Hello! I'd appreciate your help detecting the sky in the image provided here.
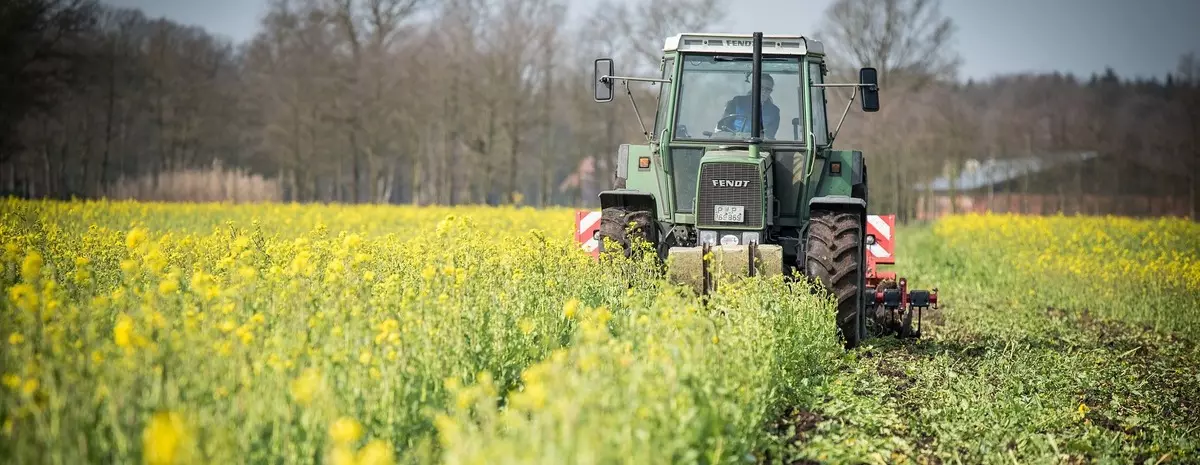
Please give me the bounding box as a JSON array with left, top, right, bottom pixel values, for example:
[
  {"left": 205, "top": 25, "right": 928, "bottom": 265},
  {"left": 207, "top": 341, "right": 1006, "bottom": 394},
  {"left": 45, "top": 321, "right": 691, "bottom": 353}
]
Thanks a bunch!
[{"left": 102, "top": 0, "right": 1200, "bottom": 81}]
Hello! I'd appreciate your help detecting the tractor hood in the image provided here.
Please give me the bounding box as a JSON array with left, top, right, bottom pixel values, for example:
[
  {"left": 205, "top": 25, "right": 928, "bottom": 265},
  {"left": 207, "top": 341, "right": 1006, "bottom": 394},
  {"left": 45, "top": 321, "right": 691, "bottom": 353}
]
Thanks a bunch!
[
  {"left": 687, "top": 146, "right": 773, "bottom": 232},
  {"left": 699, "top": 147, "right": 771, "bottom": 165}
]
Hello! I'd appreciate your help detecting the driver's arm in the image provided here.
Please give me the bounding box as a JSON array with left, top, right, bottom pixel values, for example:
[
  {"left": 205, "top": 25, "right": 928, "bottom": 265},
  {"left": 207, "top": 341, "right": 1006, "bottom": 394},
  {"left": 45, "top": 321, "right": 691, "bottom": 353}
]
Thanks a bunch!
[
  {"left": 721, "top": 98, "right": 737, "bottom": 118},
  {"left": 765, "top": 104, "right": 780, "bottom": 139}
]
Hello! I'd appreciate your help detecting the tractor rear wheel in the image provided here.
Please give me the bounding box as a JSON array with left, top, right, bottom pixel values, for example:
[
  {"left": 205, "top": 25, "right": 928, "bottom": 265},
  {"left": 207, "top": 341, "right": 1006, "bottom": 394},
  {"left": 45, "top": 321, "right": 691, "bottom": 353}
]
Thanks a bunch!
[
  {"left": 598, "top": 207, "right": 657, "bottom": 259},
  {"left": 805, "top": 210, "right": 864, "bottom": 349}
]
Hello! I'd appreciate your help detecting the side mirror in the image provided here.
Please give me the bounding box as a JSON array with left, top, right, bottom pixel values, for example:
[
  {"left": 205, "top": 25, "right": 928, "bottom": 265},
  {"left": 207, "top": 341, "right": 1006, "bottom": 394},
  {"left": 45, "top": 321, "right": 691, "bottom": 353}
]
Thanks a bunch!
[
  {"left": 594, "top": 58, "right": 615, "bottom": 102},
  {"left": 859, "top": 67, "right": 879, "bottom": 112}
]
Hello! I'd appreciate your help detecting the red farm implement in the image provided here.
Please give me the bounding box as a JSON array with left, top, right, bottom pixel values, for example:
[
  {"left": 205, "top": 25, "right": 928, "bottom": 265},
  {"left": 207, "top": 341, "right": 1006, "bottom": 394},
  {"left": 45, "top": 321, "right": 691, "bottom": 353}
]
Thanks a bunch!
[{"left": 862, "top": 214, "right": 938, "bottom": 338}]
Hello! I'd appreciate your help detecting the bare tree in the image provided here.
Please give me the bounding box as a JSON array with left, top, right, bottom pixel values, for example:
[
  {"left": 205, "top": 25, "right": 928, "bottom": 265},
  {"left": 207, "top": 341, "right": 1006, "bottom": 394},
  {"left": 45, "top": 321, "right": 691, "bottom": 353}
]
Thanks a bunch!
[
  {"left": 1174, "top": 52, "right": 1200, "bottom": 219},
  {"left": 0, "top": 0, "right": 99, "bottom": 166},
  {"left": 590, "top": 0, "right": 728, "bottom": 72},
  {"left": 816, "top": 0, "right": 960, "bottom": 91}
]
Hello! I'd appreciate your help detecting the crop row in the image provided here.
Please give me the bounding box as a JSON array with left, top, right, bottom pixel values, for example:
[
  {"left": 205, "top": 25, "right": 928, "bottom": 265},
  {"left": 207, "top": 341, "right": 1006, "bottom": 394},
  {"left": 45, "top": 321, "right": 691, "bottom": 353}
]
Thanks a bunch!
[{"left": 0, "top": 199, "right": 841, "bottom": 465}]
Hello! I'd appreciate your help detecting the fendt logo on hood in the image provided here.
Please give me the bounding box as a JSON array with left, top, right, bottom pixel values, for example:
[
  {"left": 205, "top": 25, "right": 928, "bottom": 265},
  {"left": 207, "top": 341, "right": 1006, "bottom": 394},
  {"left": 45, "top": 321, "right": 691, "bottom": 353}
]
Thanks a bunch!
[{"left": 712, "top": 179, "right": 749, "bottom": 188}]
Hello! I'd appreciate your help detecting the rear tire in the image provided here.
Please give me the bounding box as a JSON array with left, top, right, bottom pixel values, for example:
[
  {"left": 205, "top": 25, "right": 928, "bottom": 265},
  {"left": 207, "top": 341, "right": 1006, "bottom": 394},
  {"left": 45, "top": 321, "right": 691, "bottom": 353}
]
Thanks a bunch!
[{"left": 804, "top": 210, "right": 864, "bottom": 349}]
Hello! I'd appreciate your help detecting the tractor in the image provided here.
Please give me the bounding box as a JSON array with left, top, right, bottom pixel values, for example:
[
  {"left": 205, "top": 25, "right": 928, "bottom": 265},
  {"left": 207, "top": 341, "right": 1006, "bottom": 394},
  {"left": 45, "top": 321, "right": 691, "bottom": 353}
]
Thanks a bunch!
[{"left": 578, "top": 32, "right": 937, "bottom": 348}]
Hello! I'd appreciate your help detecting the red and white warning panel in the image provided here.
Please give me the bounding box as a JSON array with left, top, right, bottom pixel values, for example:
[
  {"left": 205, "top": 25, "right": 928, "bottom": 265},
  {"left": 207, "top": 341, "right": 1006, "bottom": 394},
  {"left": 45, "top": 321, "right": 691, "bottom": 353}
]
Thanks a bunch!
[
  {"left": 866, "top": 214, "right": 894, "bottom": 264},
  {"left": 865, "top": 214, "right": 896, "bottom": 281},
  {"left": 575, "top": 210, "right": 601, "bottom": 258}
]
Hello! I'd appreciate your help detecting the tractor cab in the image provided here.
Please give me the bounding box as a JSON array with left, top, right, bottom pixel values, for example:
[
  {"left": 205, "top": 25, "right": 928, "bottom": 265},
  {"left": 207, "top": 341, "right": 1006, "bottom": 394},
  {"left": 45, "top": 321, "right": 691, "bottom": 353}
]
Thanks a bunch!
[{"left": 664, "top": 36, "right": 815, "bottom": 147}]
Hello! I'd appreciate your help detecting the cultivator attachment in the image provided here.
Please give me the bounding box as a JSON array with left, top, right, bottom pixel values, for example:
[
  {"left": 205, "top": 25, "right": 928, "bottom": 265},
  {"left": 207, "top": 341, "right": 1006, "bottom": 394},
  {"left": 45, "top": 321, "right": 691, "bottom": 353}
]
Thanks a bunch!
[
  {"left": 573, "top": 210, "right": 783, "bottom": 294},
  {"left": 864, "top": 214, "right": 939, "bottom": 339},
  {"left": 662, "top": 242, "right": 785, "bottom": 294}
]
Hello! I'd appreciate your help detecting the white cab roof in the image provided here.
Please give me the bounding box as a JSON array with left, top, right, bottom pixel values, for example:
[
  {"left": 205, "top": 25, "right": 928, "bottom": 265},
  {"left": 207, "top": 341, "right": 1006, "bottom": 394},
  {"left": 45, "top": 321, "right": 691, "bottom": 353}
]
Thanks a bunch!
[{"left": 663, "top": 33, "right": 824, "bottom": 56}]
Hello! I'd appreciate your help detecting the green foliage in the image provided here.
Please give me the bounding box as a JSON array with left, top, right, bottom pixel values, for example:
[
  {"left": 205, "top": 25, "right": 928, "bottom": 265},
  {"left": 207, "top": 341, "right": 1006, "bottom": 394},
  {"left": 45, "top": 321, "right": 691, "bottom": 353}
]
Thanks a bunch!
[{"left": 786, "top": 215, "right": 1200, "bottom": 464}]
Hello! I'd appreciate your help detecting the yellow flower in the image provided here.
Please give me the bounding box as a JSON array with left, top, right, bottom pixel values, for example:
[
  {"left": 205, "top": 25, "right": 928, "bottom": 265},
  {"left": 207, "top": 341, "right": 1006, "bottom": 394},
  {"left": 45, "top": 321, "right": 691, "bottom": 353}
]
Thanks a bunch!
[
  {"left": 8, "top": 333, "right": 23, "bottom": 345},
  {"left": 357, "top": 440, "right": 395, "bottom": 465},
  {"left": 563, "top": 298, "right": 579, "bottom": 319},
  {"left": 142, "top": 410, "right": 192, "bottom": 465},
  {"left": 9, "top": 284, "right": 37, "bottom": 311},
  {"left": 158, "top": 278, "right": 179, "bottom": 296},
  {"left": 328, "top": 416, "right": 363, "bottom": 445},
  {"left": 329, "top": 446, "right": 356, "bottom": 465},
  {"left": 289, "top": 368, "right": 322, "bottom": 406},
  {"left": 114, "top": 313, "right": 134, "bottom": 348},
  {"left": 232, "top": 235, "right": 252, "bottom": 252},
  {"left": 21, "top": 378, "right": 38, "bottom": 396},
  {"left": 21, "top": 250, "right": 43, "bottom": 282},
  {"left": 126, "top": 227, "right": 148, "bottom": 251}
]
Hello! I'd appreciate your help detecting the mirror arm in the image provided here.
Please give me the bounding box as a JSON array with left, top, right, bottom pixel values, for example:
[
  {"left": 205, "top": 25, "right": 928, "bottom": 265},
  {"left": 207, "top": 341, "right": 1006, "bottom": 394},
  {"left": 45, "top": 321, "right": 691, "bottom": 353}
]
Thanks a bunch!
[
  {"left": 623, "top": 80, "right": 651, "bottom": 142},
  {"left": 831, "top": 85, "right": 857, "bottom": 145},
  {"left": 813, "top": 83, "right": 874, "bottom": 145},
  {"left": 603, "top": 75, "right": 671, "bottom": 84}
]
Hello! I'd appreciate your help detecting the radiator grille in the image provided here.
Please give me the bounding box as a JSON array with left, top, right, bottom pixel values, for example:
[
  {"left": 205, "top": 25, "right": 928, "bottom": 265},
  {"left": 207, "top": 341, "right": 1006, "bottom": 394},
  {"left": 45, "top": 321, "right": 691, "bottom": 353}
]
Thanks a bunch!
[{"left": 697, "top": 162, "right": 763, "bottom": 229}]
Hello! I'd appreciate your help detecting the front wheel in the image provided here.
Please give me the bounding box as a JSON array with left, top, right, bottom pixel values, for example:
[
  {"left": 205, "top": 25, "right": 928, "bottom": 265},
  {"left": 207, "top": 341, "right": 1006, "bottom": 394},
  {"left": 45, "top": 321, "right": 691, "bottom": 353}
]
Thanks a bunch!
[
  {"left": 804, "top": 210, "right": 864, "bottom": 349},
  {"left": 597, "top": 206, "right": 657, "bottom": 260}
]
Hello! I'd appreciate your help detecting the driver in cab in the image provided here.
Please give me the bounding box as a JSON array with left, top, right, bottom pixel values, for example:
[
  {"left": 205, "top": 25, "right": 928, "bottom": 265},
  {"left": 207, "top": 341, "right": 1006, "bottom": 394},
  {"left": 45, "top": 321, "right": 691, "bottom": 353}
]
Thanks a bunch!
[{"left": 719, "top": 73, "right": 780, "bottom": 139}]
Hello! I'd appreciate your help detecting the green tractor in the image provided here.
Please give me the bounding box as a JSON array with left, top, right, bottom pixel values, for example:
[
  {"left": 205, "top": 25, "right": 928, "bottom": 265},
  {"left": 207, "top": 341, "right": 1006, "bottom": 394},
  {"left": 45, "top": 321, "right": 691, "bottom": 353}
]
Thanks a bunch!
[{"left": 580, "top": 32, "right": 938, "bottom": 348}]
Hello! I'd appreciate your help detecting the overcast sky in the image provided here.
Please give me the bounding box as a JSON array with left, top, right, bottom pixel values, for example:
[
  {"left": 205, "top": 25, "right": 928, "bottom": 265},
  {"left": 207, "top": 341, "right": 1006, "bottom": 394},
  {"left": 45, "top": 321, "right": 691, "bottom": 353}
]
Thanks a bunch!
[{"left": 101, "top": 0, "right": 1199, "bottom": 81}]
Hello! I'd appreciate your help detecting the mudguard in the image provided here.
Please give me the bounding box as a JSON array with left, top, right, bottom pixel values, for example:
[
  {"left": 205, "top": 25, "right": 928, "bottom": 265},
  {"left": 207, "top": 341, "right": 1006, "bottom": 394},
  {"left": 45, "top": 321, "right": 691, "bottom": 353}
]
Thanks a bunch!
[
  {"left": 599, "top": 189, "right": 657, "bottom": 213},
  {"left": 809, "top": 195, "right": 866, "bottom": 211}
]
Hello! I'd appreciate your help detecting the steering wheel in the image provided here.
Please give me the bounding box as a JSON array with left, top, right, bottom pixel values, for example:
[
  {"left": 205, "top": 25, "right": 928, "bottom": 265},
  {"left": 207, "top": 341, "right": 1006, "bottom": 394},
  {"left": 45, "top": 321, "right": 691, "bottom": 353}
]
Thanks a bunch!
[{"left": 715, "top": 114, "right": 749, "bottom": 133}]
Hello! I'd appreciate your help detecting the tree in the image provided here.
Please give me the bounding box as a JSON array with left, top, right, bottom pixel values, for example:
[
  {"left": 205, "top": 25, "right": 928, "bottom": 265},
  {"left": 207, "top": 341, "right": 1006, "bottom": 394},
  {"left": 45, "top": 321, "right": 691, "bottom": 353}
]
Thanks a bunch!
[
  {"left": 1174, "top": 52, "right": 1200, "bottom": 219},
  {"left": 589, "top": 0, "right": 727, "bottom": 72},
  {"left": 0, "top": 0, "right": 99, "bottom": 164},
  {"left": 816, "top": 0, "right": 960, "bottom": 91}
]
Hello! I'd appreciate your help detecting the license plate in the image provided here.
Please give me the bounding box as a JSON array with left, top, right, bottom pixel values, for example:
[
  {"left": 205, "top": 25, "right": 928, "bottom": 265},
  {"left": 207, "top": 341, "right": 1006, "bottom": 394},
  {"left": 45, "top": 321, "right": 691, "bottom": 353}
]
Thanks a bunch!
[{"left": 714, "top": 205, "right": 744, "bottom": 222}]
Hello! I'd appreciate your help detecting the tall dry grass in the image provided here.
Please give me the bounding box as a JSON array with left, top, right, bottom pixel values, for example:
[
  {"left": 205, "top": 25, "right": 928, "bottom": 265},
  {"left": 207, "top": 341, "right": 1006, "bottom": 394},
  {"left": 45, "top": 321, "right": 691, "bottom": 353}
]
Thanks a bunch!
[{"left": 106, "top": 161, "right": 281, "bottom": 203}]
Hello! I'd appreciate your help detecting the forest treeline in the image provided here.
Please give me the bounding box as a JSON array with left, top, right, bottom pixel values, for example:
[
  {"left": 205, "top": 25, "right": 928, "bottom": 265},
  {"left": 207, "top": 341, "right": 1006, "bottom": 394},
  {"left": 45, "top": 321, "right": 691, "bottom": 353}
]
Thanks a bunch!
[{"left": 1, "top": 0, "right": 1197, "bottom": 219}]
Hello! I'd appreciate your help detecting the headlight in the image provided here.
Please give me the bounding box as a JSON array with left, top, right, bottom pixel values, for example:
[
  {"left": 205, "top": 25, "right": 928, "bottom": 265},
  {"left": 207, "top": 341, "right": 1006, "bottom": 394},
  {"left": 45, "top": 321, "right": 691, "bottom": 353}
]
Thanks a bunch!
[
  {"left": 720, "top": 234, "right": 739, "bottom": 246},
  {"left": 742, "top": 232, "right": 760, "bottom": 244},
  {"left": 699, "top": 230, "right": 717, "bottom": 245},
  {"left": 865, "top": 234, "right": 876, "bottom": 245}
]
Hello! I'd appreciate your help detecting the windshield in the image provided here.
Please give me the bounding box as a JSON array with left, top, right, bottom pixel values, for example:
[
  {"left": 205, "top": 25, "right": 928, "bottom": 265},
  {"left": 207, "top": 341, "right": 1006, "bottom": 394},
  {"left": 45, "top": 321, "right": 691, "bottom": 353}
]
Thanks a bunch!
[{"left": 672, "top": 54, "right": 805, "bottom": 143}]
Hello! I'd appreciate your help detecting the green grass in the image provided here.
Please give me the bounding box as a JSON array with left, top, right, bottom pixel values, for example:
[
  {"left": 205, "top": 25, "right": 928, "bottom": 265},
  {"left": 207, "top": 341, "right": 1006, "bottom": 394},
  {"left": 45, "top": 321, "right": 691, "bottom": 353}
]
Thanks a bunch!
[{"left": 780, "top": 222, "right": 1200, "bottom": 465}]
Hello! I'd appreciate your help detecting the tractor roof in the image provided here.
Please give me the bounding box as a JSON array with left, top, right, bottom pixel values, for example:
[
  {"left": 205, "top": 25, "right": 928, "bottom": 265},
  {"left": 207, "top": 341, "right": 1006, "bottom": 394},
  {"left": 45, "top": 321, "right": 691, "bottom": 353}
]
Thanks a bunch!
[{"left": 663, "top": 33, "right": 823, "bottom": 57}]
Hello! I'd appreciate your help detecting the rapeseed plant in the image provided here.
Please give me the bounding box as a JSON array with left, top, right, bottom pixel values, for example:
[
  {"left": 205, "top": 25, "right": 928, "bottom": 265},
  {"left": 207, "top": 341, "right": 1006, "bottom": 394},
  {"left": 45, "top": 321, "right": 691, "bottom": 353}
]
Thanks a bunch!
[{"left": 0, "top": 199, "right": 840, "bottom": 464}]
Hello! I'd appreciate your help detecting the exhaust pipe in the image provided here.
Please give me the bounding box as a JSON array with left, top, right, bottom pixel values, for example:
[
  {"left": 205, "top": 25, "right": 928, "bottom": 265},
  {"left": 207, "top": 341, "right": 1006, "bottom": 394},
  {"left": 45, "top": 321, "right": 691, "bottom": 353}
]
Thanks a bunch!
[{"left": 749, "top": 31, "right": 763, "bottom": 148}]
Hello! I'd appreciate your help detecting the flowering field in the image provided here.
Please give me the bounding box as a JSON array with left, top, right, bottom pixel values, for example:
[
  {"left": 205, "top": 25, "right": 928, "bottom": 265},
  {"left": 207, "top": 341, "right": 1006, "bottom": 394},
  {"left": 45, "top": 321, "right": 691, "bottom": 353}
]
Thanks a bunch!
[
  {"left": 933, "top": 213, "right": 1200, "bottom": 335},
  {"left": 0, "top": 199, "right": 839, "bottom": 465},
  {"left": 3, "top": 201, "right": 1198, "bottom": 465}
]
